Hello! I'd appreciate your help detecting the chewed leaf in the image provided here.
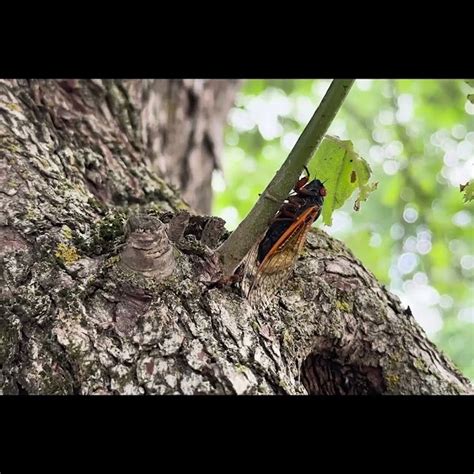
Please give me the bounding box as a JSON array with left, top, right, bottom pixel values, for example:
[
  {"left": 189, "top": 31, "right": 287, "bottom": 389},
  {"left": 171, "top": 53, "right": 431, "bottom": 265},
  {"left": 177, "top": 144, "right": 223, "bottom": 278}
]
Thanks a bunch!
[
  {"left": 460, "top": 181, "right": 474, "bottom": 203},
  {"left": 355, "top": 181, "right": 378, "bottom": 211},
  {"left": 308, "top": 135, "right": 377, "bottom": 225},
  {"left": 352, "top": 153, "right": 378, "bottom": 211}
]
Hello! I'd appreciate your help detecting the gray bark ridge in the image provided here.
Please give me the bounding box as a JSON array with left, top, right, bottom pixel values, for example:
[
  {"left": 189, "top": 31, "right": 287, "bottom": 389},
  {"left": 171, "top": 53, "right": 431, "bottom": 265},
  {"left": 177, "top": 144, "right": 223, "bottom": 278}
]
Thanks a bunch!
[{"left": 0, "top": 79, "right": 471, "bottom": 395}]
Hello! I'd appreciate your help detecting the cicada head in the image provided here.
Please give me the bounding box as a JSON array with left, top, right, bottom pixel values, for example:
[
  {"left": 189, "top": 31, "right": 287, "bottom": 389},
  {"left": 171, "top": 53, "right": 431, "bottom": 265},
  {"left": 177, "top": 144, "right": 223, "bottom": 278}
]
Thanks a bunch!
[{"left": 304, "top": 179, "right": 327, "bottom": 197}]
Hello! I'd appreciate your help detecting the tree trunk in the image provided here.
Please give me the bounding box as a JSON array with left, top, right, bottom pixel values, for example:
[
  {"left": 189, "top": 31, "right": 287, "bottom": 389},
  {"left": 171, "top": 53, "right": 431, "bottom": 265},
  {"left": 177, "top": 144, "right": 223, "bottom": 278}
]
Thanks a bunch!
[{"left": 0, "top": 79, "right": 471, "bottom": 395}]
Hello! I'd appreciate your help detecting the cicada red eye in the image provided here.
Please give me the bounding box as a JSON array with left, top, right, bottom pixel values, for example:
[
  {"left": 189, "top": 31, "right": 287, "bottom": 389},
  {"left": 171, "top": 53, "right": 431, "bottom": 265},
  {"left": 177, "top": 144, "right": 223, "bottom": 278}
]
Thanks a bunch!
[{"left": 320, "top": 186, "right": 327, "bottom": 197}]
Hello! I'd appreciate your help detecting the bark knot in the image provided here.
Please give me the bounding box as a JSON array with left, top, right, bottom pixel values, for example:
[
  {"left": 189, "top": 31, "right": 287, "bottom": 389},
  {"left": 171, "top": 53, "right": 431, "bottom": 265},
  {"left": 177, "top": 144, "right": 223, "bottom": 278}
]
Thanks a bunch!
[{"left": 119, "top": 215, "right": 175, "bottom": 278}]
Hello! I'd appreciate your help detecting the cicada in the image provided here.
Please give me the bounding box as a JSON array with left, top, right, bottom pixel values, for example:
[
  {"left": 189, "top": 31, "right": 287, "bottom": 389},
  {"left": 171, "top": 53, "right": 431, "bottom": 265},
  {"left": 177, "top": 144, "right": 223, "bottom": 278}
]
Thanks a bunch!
[{"left": 238, "top": 171, "right": 327, "bottom": 307}]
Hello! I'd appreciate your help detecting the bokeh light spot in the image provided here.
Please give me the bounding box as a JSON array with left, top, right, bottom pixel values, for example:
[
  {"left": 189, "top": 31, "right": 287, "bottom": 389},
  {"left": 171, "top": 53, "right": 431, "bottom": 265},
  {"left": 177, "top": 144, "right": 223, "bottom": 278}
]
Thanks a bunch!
[
  {"left": 403, "top": 206, "right": 418, "bottom": 223},
  {"left": 397, "top": 252, "right": 419, "bottom": 274}
]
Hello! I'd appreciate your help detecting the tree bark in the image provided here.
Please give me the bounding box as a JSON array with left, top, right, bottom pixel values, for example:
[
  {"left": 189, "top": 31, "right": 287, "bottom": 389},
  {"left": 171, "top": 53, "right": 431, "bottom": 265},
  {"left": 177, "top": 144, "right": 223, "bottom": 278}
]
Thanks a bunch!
[{"left": 0, "top": 79, "right": 471, "bottom": 395}]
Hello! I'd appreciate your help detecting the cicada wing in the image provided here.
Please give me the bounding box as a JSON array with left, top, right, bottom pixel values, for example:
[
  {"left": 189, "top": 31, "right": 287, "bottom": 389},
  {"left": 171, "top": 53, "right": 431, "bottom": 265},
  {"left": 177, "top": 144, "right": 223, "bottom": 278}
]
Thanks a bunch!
[
  {"left": 236, "top": 235, "right": 263, "bottom": 298},
  {"left": 248, "top": 208, "right": 319, "bottom": 309},
  {"left": 248, "top": 258, "right": 298, "bottom": 310}
]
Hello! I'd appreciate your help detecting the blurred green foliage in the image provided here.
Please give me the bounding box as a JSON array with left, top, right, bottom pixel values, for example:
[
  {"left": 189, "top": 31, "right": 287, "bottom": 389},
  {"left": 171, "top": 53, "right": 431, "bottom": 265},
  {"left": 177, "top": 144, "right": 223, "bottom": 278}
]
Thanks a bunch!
[{"left": 213, "top": 79, "right": 474, "bottom": 381}]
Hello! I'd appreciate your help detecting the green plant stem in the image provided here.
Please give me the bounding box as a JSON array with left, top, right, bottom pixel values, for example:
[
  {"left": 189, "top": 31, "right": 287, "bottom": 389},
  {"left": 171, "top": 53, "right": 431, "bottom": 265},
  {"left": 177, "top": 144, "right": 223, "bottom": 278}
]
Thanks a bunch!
[{"left": 217, "top": 79, "right": 355, "bottom": 276}]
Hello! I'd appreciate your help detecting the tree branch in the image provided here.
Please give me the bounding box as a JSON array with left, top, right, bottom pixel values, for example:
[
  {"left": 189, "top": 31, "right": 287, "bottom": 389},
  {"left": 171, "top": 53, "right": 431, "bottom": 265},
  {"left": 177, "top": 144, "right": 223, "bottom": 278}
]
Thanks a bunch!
[{"left": 217, "top": 79, "right": 355, "bottom": 276}]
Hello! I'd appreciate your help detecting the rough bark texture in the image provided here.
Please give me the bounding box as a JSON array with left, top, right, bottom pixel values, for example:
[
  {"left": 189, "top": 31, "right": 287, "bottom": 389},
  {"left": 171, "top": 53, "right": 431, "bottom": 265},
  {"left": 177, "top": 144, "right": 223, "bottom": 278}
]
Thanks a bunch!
[
  {"left": 0, "top": 79, "right": 472, "bottom": 395},
  {"left": 132, "top": 79, "right": 240, "bottom": 214}
]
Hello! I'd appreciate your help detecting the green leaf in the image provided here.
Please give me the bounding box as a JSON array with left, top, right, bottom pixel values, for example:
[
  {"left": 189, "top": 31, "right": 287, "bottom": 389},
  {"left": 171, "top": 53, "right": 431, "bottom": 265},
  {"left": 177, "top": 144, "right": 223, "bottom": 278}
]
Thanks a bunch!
[
  {"left": 308, "top": 135, "right": 377, "bottom": 225},
  {"left": 460, "top": 181, "right": 474, "bottom": 203}
]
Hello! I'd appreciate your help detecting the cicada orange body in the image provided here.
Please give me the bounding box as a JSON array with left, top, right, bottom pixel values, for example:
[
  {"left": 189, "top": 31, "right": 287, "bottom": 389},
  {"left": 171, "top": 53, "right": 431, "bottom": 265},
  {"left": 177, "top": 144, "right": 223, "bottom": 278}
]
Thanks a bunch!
[{"left": 239, "top": 173, "right": 327, "bottom": 307}]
